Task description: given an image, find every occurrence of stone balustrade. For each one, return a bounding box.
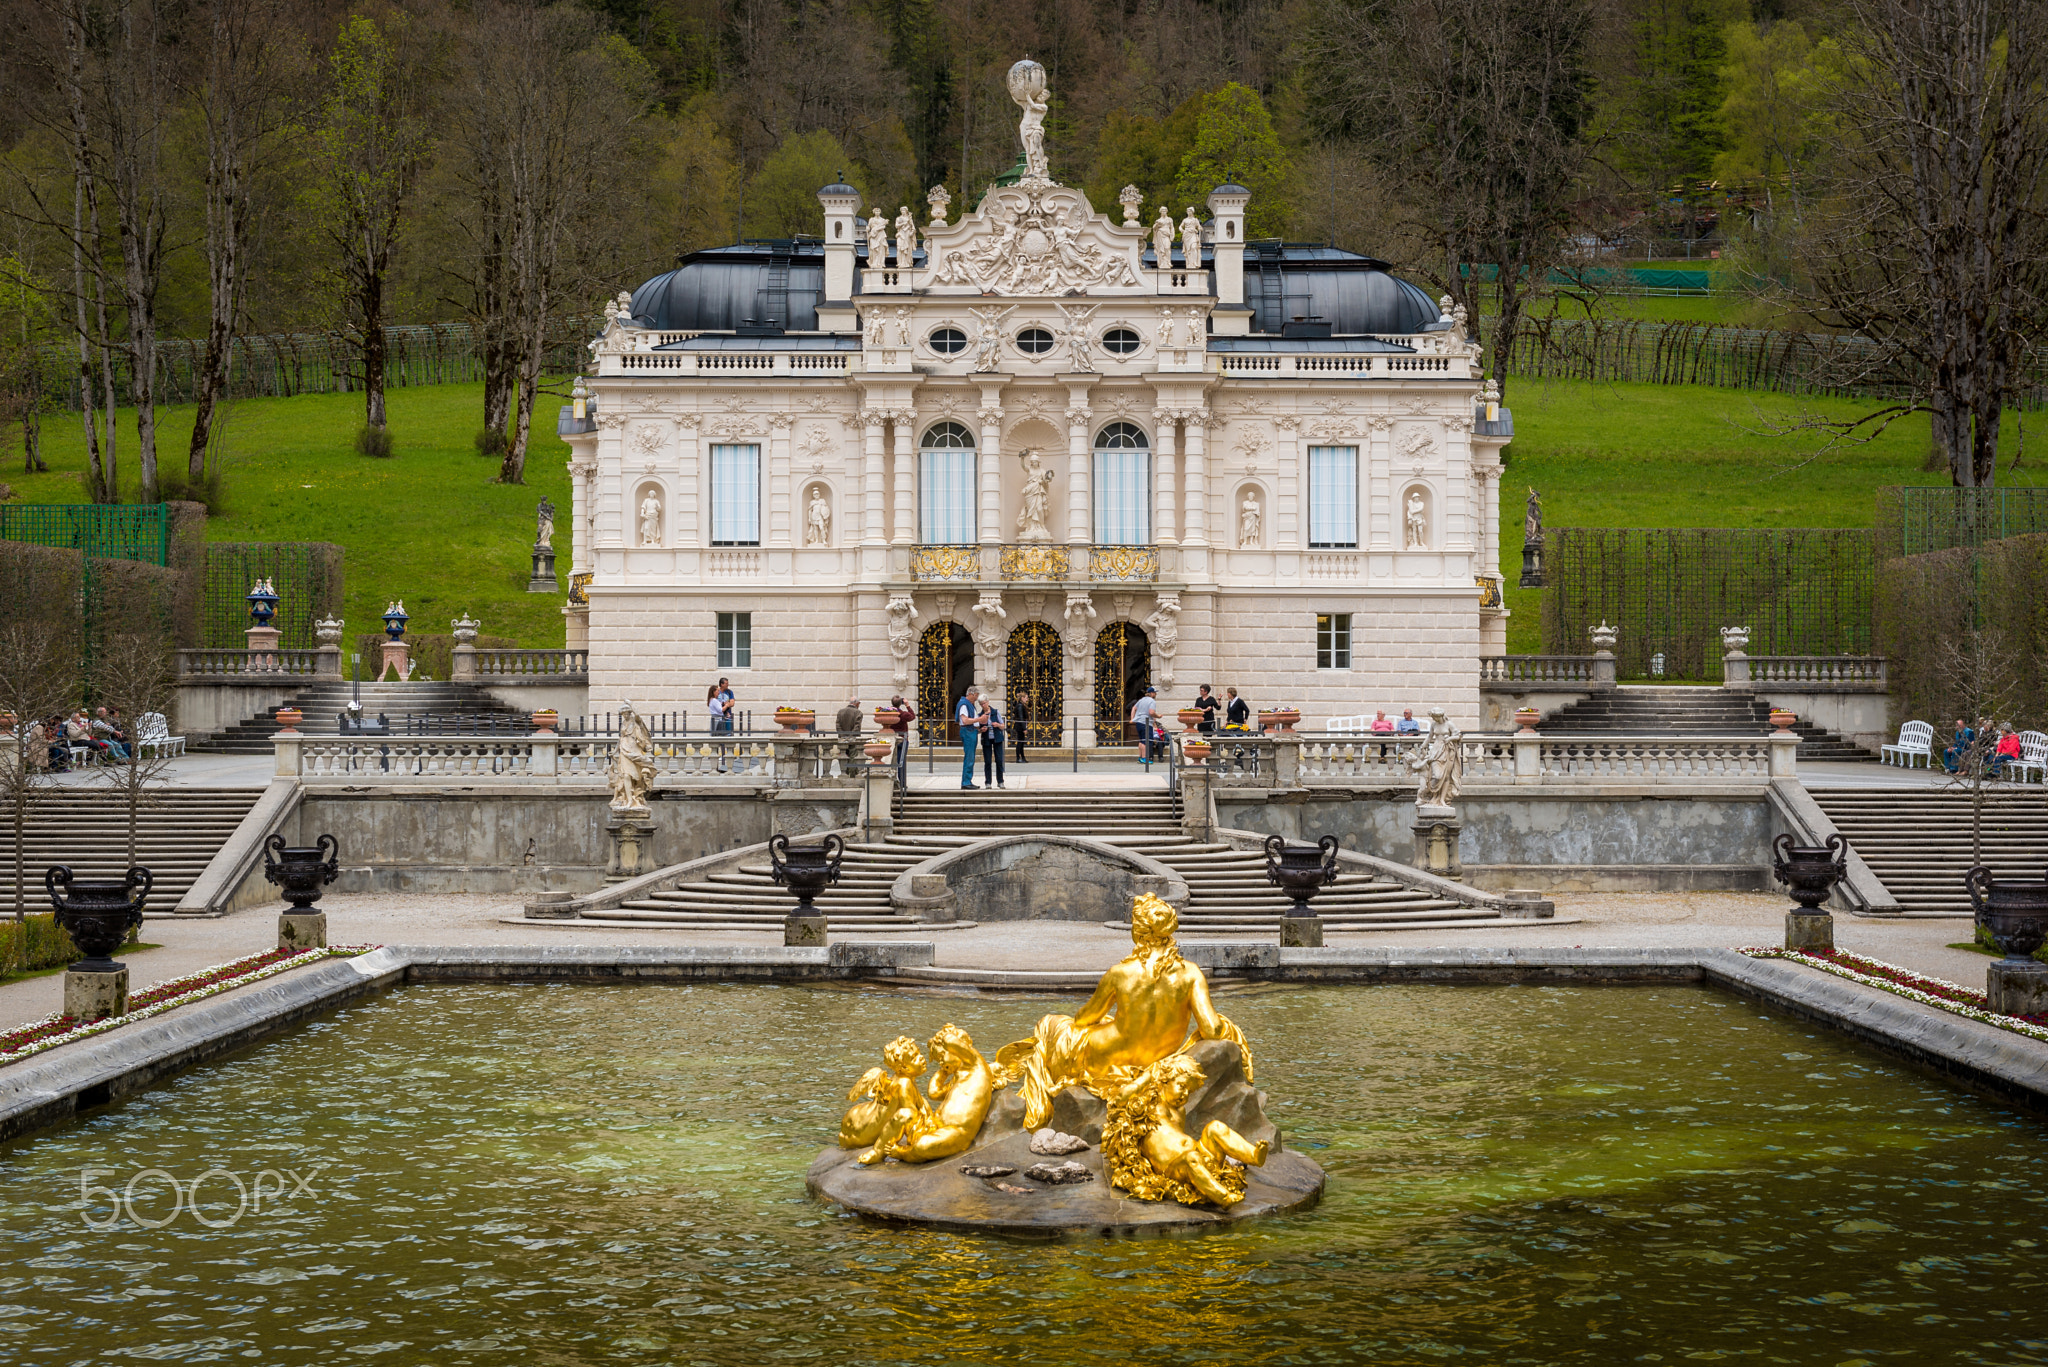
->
[1743,655,1887,689]
[1186,729,1794,788]
[178,647,336,679]
[471,648,589,680]
[1479,655,1595,686]
[279,730,870,786]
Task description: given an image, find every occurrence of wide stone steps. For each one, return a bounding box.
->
[191,681,532,753]
[1810,790,2048,914]
[0,789,264,908]
[1538,686,1875,761]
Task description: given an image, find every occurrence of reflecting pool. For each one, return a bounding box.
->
[3,981,2047,1364]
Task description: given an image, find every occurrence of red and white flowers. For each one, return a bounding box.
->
[1740,945,2048,1043]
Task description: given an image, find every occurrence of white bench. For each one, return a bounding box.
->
[134,711,185,758]
[1880,720,1933,768]
[1325,715,1371,734]
[2012,730,2048,784]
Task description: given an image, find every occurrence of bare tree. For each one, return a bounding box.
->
[0,618,78,972]
[1304,0,1596,397]
[1931,626,2023,868]
[88,630,179,869]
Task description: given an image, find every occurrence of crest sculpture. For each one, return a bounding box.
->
[808,893,1325,1235]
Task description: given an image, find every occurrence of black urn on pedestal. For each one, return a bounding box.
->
[263,833,340,910]
[770,832,843,946]
[1265,835,1340,917]
[45,865,152,971]
[1772,833,1849,910]
[1966,865,2048,962]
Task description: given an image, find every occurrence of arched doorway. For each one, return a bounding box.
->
[917,621,974,741]
[1005,621,1063,746]
[1093,621,1151,746]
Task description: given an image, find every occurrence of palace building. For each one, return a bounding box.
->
[561,61,1510,744]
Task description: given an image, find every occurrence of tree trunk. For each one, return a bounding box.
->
[499,311,542,485]
[362,265,387,429]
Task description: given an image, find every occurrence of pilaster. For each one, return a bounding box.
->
[768,413,794,547]
[1062,376,1098,547]
[859,407,887,546]
[1152,407,1178,544]
[891,409,917,545]
[976,377,1011,546]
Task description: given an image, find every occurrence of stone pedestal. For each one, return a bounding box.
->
[64,966,128,1022]
[528,544,558,592]
[1987,959,2048,1017]
[278,911,327,950]
[605,808,655,883]
[1178,763,1212,839]
[1279,916,1323,947]
[863,764,895,841]
[563,600,589,650]
[1412,805,1463,881]
[524,891,575,920]
[785,914,829,947]
[245,624,280,672]
[1785,911,1834,951]
[378,639,411,682]
[1519,536,1545,588]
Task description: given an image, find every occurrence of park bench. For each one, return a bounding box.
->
[1880,720,1933,768]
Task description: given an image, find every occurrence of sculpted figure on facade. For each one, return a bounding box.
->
[886,594,920,688]
[805,486,831,546]
[1152,206,1175,267]
[1179,207,1203,262]
[1010,59,1050,181]
[1238,492,1261,548]
[933,188,1137,294]
[1143,595,1181,689]
[867,209,889,265]
[969,304,1013,371]
[1410,708,1463,809]
[1063,591,1097,684]
[894,206,917,267]
[638,491,662,546]
[1404,489,1428,549]
[1056,302,1098,373]
[1016,448,1055,541]
[971,591,1008,678]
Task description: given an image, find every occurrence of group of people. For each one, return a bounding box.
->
[703,678,737,733]
[23,708,132,771]
[954,687,1035,789]
[1945,717,2029,776]
[1129,684,1254,759]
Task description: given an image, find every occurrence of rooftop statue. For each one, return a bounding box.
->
[994,892,1252,1130]
[1009,59,1050,182]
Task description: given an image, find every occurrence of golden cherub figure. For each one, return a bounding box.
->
[995,893,1251,1129]
[838,1026,997,1165]
[1103,1054,1269,1206]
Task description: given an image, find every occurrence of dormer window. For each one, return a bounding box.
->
[929,327,967,355]
[1016,327,1054,355]
[1102,327,1140,356]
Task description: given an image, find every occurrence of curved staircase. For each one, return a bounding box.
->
[585,790,1486,933]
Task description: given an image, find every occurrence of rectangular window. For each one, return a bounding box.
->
[717,611,752,668]
[1317,613,1351,669]
[920,450,977,543]
[710,444,761,545]
[1308,446,1358,548]
[1093,451,1151,544]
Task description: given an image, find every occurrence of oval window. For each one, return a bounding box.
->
[929,327,967,355]
[1016,327,1054,355]
[1102,327,1140,356]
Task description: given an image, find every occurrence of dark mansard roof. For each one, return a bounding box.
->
[626,237,1440,338]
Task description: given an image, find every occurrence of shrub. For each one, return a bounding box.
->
[0,913,83,975]
[354,425,395,459]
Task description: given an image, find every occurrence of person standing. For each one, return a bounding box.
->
[886,694,915,784]
[1012,688,1032,764]
[1193,684,1219,735]
[1130,685,1160,760]
[835,698,864,736]
[982,695,1008,788]
[957,687,983,789]
[1223,686,1250,730]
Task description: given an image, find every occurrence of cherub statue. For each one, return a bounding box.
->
[908,1023,997,1162]
[841,1035,927,1161]
[1103,1053,1269,1206]
[994,893,1250,1130]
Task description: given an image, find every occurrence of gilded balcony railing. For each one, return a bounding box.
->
[1088,545,1159,582]
[999,543,1071,580]
[910,544,981,581]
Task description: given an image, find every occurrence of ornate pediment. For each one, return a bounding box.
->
[924,182,1145,297]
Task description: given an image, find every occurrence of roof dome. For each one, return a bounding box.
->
[1241,244,1439,335]
[630,243,828,332]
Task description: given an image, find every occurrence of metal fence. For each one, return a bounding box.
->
[0,503,171,565]
[204,543,344,650]
[1874,486,2048,559]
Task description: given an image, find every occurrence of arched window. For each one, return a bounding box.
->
[920,420,977,543]
[1093,422,1150,545]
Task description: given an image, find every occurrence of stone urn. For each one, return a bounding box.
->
[872,708,901,729]
[863,740,893,764]
[1258,708,1301,733]
[263,833,340,910]
[774,708,816,735]
[1966,865,2048,962]
[1769,708,1797,733]
[1177,708,1208,733]
[1514,707,1540,734]
[531,709,560,734]
[45,865,151,972]
[274,706,304,731]
[1265,834,1339,916]
[1772,833,1847,911]
[770,832,844,947]
[1182,739,1213,763]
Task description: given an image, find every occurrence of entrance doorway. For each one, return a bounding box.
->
[1005,621,1063,746]
[1092,621,1151,745]
[917,621,974,741]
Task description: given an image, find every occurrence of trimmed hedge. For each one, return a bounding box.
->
[1875,532,2048,730]
[0,913,82,974]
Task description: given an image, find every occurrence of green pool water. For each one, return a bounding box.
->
[3,981,2047,1364]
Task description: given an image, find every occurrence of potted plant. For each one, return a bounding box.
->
[1182,738,1213,763]
[1176,706,1208,732]
[531,709,561,734]
[873,706,902,728]
[1514,706,1540,733]
[273,706,304,731]
[773,706,816,734]
[1768,707,1797,732]
[863,739,894,764]
[1258,707,1301,733]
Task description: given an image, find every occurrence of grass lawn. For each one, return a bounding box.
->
[11,383,574,646]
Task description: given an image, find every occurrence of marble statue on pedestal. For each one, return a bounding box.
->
[1179,207,1202,262]
[894,206,917,267]
[608,701,656,813]
[805,486,831,546]
[1152,206,1175,266]
[1238,492,1261,548]
[535,497,555,549]
[1009,59,1049,180]
[1404,490,1427,549]
[639,492,662,546]
[1409,708,1463,809]
[1016,448,1054,541]
[866,209,889,265]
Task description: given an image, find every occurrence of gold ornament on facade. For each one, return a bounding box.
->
[910,545,982,581]
[1088,545,1160,582]
[999,543,1071,580]
[1476,575,1503,609]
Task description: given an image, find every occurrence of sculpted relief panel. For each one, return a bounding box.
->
[928,184,1142,295]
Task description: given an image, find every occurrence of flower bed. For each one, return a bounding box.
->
[0,945,378,1064]
[1739,945,2048,1042]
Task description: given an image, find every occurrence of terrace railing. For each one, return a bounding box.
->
[1479,656,1595,686]
[472,648,589,680]
[1183,730,1793,788]
[283,731,870,786]
[1745,656,1887,689]
[178,647,333,678]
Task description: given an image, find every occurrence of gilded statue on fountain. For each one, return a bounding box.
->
[1105,1053,1270,1206]
[839,1024,997,1166]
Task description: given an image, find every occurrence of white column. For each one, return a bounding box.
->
[860,408,887,546]
[977,395,1004,546]
[1181,410,1209,547]
[767,415,793,546]
[892,410,916,545]
[1066,402,1092,546]
[1151,408,1178,545]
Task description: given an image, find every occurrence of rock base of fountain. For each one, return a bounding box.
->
[808,1040,1325,1238]
[64,967,128,1022]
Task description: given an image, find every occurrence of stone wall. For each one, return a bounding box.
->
[1217,787,1774,892]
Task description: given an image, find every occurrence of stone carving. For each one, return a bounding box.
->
[867,209,889,265]
[1720,625,1751,653]
[1408,708,1462,810]
[535,497,555,549]
[805,485,832,546]
[1238,492,1261,548]
[927,184,951,228]
[1010,59,1050,181]
[608,701,656,813]
[630,425,666,457]
[1179,207,1202,262]
[970,304,1014,371]
[1056,303,1098,373]
[1233,427,1270,472]
[931,185,1139,293]
[1063,592,1097,685]
[1403,489,1428,549]
[1398,426,1436,471]
[1016,448,1055,541]
[1152,207,1175,268]
[895,206,917,267]
[886,595,921,689]
[1119,184,1143,227]
[1525,486,1543,543]
[799,424,834,472]
[971,591,1008,677]
[638,490,662,547]
[1143,594,1180,690]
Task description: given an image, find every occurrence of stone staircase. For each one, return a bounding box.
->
[191,681,532,754]
[1540,686,1874,761]
[1810,789,2048,915]
[0,788,265,912]
[591,790,1484,933]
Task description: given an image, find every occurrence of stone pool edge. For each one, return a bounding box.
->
[4,943,2046,1144]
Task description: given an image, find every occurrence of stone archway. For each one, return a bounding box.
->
[1005,620,1063,746]
[1093,620,1151,745]
[917,621,974,741]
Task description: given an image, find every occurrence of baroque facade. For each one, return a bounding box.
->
[561,61,1510,743]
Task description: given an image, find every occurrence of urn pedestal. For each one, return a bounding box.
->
[47,865,151,1023]
[771,832,843,946]
[527,543,558,593]
[606,808,656,883]
[1967,864,2048,1014]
